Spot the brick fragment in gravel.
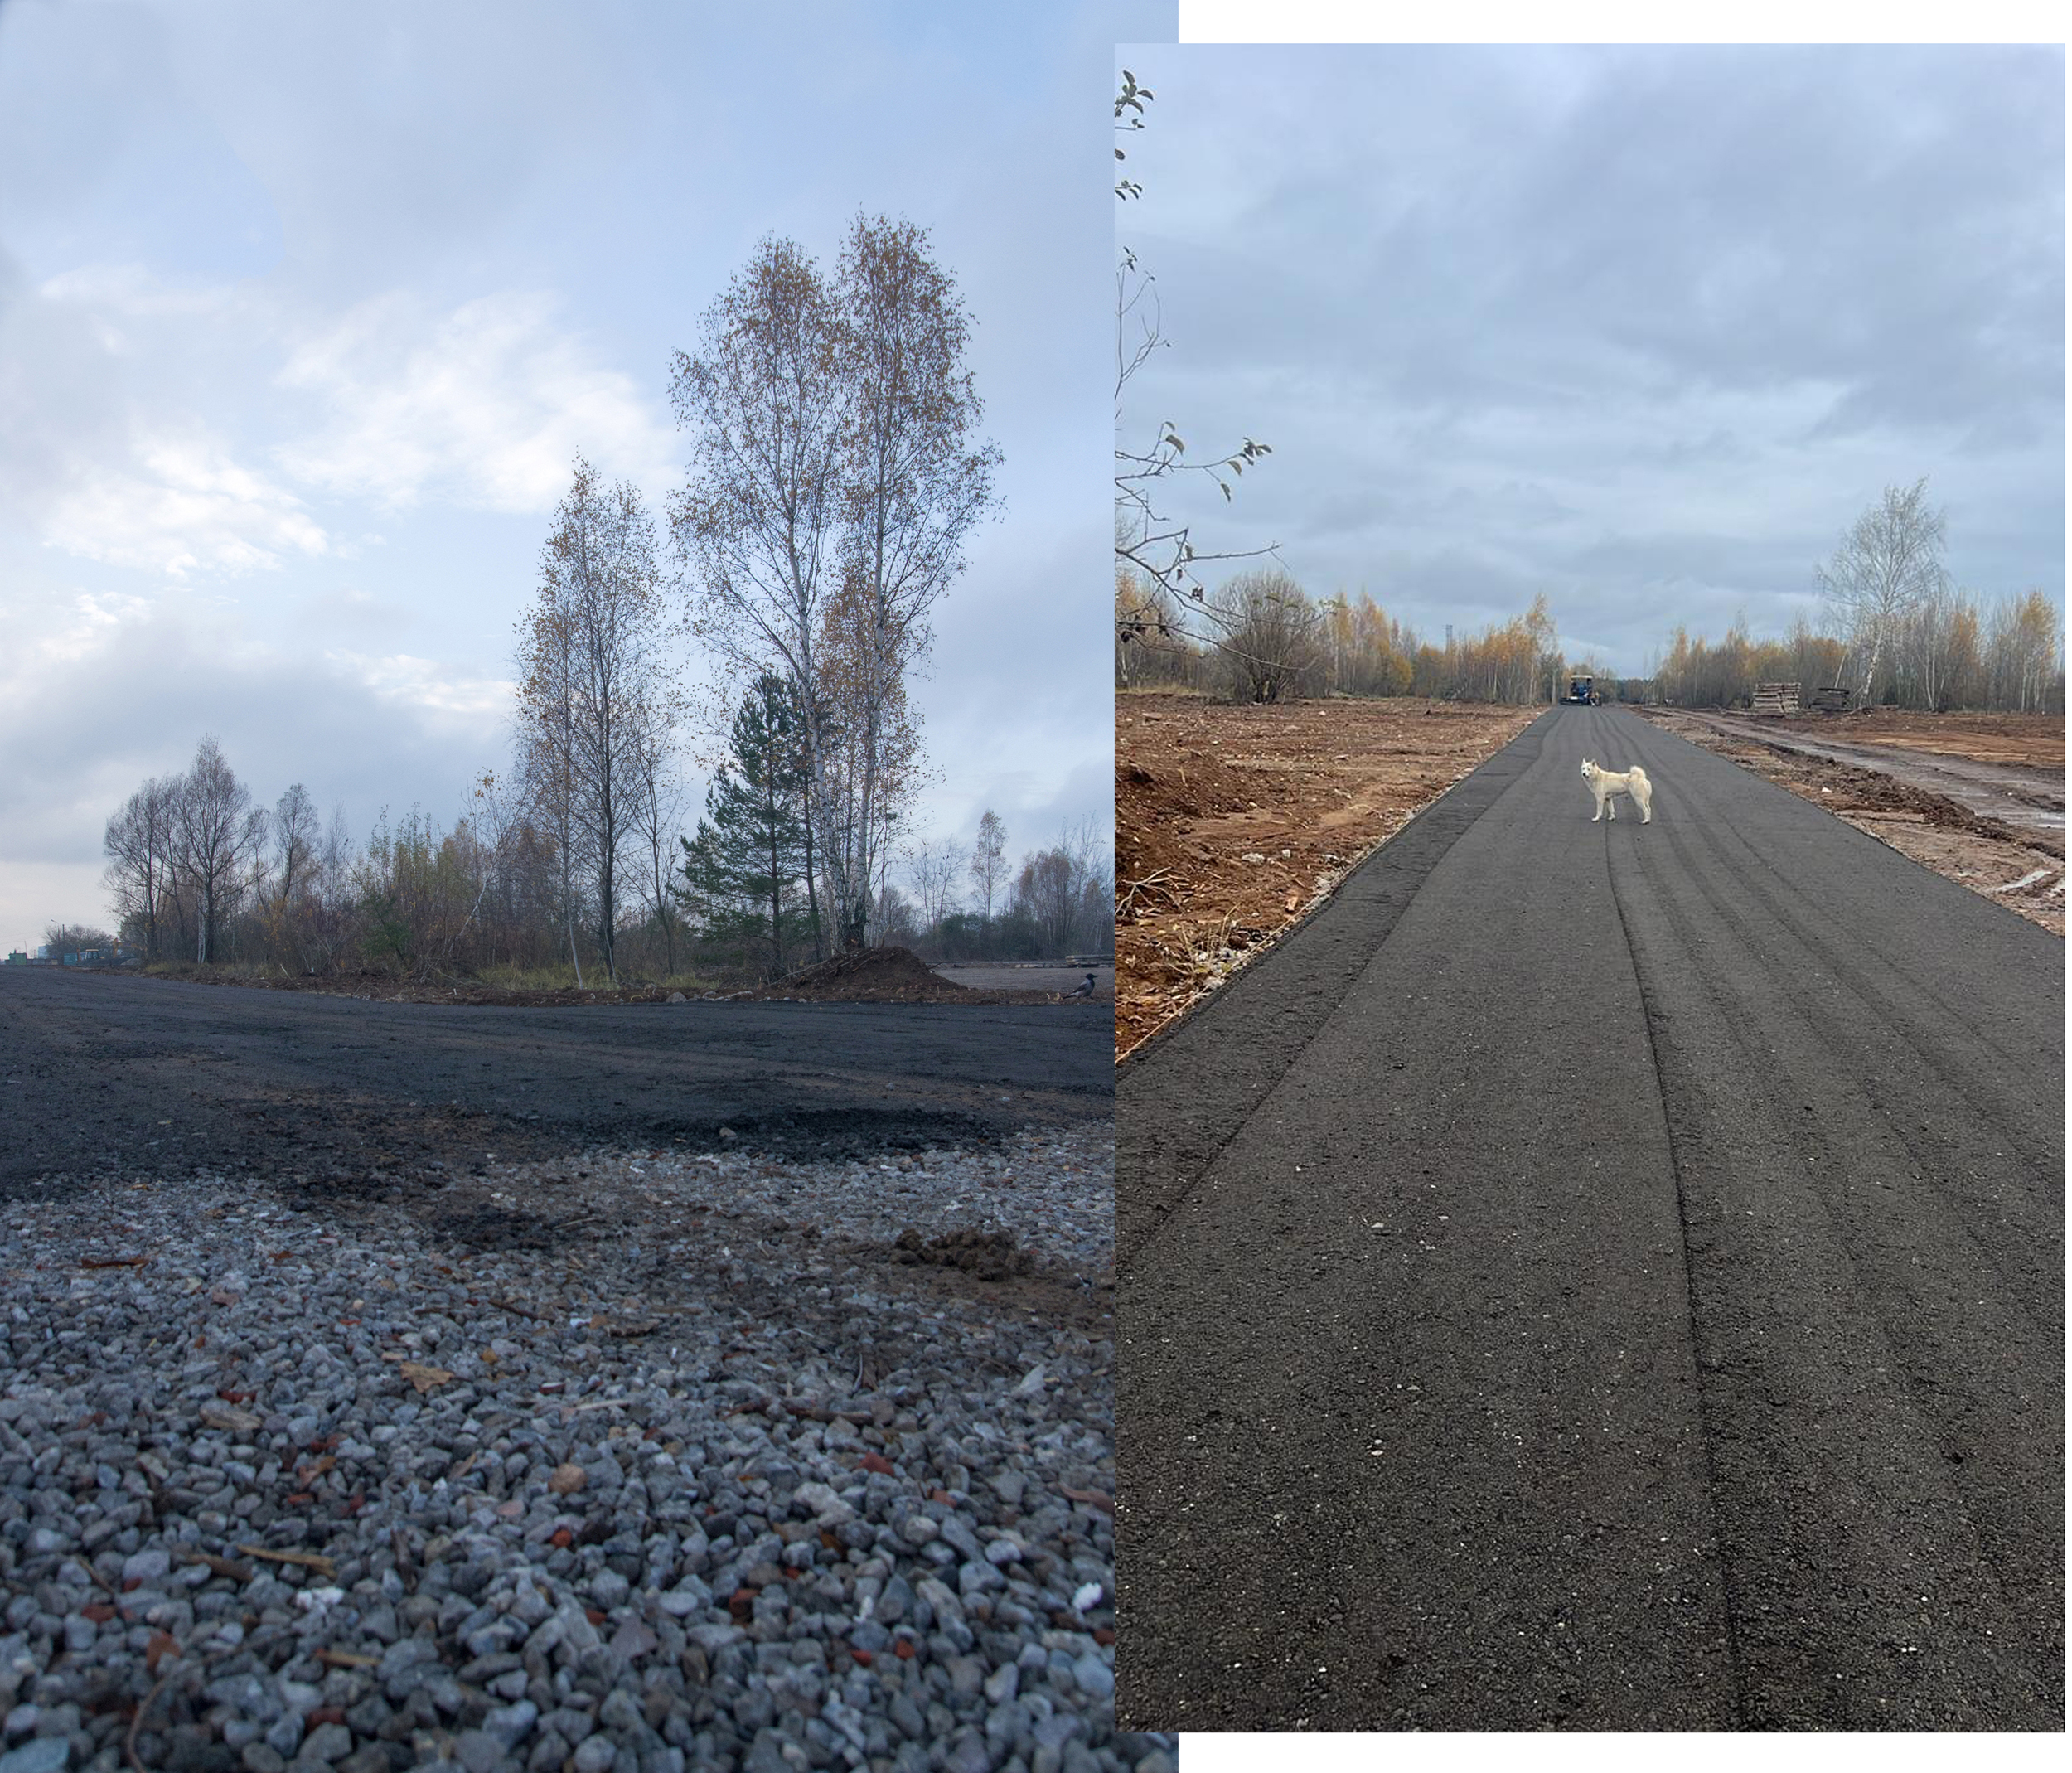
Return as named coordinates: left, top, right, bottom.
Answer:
left=0, top=1128, right=1170, bottom=1773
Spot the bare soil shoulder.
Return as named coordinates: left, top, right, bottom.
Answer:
left=1116, top=693, right=1537, bottom=1058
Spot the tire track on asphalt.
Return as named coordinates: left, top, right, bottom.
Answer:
left=1648, top=762, right=2061, bottom=1318
left=1601, top=806, right=1752, bottom=1730
left=1641, top=730, right=2055, bottom=1173
left=1607, top=720, right=2062, bottom=1727
left=1120, top=708, right=1736, bottom=1732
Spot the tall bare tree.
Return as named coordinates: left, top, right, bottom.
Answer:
left=969, top=809, right=1008, bottom=922
left=170, top=736, right=265, bottom=964
left=816, top=570, right=928, bottom=945
left=516, top=456, right=669, bottom=984
left=670, top=236, right=845, bottom=960
left=1816, top=477, right=1949, bottom=711
left=103, top=774, right=180, bottom=958
left=514, top=583, right=584, bottom=985
left=906, top=835, right=966, bottom=937
left=626, top=701, right=690, bottom=979
left=258, top=782, right=321, bottom=965
left=829, top=212, right=1001, bottom=945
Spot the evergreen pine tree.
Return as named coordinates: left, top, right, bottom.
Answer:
left=675, top=673, right=813, bottom=977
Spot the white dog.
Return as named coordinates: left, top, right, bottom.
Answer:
left=1581, top=758, right=1653, bottom=823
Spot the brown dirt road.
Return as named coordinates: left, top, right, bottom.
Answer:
left=1741, top=705, right=2062, bottom=770
left=1115, top=693, right=1538, bottom=1058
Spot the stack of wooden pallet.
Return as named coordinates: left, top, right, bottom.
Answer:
left=1809, top=685, right=1851, bottom=713
left=1750, top=681, right=1801, bottom=715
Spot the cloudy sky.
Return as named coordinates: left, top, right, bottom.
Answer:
left=0, top=0, right=1175, bottom=948
left=1113, top=40, right=2065, bottom=676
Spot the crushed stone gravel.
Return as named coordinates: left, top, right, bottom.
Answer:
left=1, top=1127, right=1164, bottom=1773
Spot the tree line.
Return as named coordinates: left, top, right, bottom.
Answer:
left=1118, top=478, right=2063, bottom=715
left=1644, top=590, right=2060, bottom=713
left=1117, top=564, right=1565, bottom=706
left=99, top=734, right=1107, bottom=980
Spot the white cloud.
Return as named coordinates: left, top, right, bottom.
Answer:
left=322, top=647, right=514, bottom=719
left=36, top=262, right=240, bottom=320
left=43, top=425, right=330, bottom=576
left=274, top=290, right=676, bottom=515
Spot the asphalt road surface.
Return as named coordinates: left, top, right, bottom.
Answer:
left=0, top=969, right=1111, bottom=1199
left=1117, top=705, right=2063, bottom=1732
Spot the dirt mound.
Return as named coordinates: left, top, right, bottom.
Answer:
left=772, top=945, right=965, bottom=1000
left=887, top=1225, right=1033, bottom=1281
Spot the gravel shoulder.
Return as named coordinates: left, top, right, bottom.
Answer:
left=2, top=973, right=1156, bottom=1773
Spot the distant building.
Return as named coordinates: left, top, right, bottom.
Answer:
left=3, top=951, right=26, bottom=966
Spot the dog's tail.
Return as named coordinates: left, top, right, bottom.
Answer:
left=1629, top=765, right=1649, bottom=787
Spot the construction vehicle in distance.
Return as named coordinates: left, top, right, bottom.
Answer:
left=1565, top=675, right=1603, bottom=706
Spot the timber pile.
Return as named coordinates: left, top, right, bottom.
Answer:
left=1810, top=685, right=1852, bottom=714
left=1750, top=681, right=1801, bottom=715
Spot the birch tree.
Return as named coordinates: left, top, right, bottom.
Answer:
left=906, top=836, right=966, bottom=937
left=673, top=223, right=1000, bottom=952
left=1987, top=589, right=2062, bottom=714
left=829, top=212, right=1000, bottom=946
left=670, top=237, right=845, bottom=959
left=1815, top=477, right=1949, bottom=711
left=516, top=456, right=669, bottom=984
left=260, top=782, right=320, bottom=965
left=626, top=705, right=690, bottom=980
left=969, top=810, right=1008, bottom=923
left=816, top=571, right=927, bottom=944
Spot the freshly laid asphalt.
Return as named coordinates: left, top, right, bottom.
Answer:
left=0, top=969, right=1111, bottom=1197
left=1116, top=706, right=2063, bottom=1732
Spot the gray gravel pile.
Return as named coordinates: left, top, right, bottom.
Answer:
left=0, top=1128, right=1163, bottom=1773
